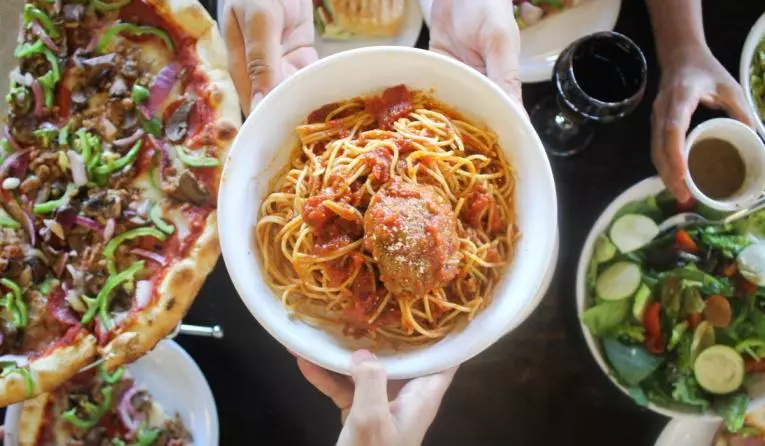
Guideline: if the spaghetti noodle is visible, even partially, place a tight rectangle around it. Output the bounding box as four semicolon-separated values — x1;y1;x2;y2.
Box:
255;85;518;346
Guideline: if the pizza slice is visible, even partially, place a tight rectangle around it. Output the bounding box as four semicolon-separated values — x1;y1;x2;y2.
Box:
0;0;240;406
18;365;192;446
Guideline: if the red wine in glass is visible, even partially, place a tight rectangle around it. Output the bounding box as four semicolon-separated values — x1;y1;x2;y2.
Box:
530;31;648;156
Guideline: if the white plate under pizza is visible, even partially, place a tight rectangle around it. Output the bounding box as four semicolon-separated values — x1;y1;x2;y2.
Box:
4;340;217;446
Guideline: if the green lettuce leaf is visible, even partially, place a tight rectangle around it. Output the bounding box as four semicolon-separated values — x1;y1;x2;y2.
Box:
581;300;630;336
714;392;750;433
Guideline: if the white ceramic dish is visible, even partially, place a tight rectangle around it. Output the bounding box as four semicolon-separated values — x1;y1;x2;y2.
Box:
3;341;218;446
217;0;422;58
576;176;765;420
420;0;622;83
740;9;765;140
683;118;765;212
653;418;720;446
219;46;558;379
314;0;423;58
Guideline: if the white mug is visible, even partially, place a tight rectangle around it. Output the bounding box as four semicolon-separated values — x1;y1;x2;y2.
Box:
683;118;765;212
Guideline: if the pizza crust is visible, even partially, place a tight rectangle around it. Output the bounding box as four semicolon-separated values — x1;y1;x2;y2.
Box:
101;0;240;370
102;212;220;368
0;330;97;407
17;392;51;446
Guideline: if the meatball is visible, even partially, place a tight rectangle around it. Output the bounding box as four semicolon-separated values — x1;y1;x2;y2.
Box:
363;180;460;296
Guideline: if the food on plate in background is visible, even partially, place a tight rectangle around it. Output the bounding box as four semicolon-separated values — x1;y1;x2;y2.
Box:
17;365;191;445
0;0;239;406
687;138;747;201
514;0;587;29
255;84;518;347
713;406;765;445
750;34;765;123
581;189;765;431
314;0;405;38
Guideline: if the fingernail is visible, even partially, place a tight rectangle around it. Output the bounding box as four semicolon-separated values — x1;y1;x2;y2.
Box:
351;349;375;364
251;92;264;108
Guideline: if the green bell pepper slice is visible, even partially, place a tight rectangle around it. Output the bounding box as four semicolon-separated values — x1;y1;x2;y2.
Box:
93;140;143;177
33;184;77;214
34;126;58;147
175;145;219;168
81;261;145;326
91;0;132;11
1;364;34;397
15;40;45;59
0;278;28;328
104;227;165;274
62;386;113;429
99;364;125;385
23;4;60;39
96;23;174;54
149;204;174;235
132;84;149;104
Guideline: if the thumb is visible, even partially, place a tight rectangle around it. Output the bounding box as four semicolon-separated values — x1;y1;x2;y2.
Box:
481;22;522;104
235;5;283;114
714;81;757;128
350;350;389;411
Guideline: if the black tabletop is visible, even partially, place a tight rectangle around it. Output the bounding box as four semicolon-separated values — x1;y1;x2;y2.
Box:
9;1;765;445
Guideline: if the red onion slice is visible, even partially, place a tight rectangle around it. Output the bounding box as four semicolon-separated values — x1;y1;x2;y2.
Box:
52;252;68;278
3;127;22;152
31;79;45;117
118;384;143;436
31;21;59;52
149;135;170;185
16;14;24;44
21;209;35;246
130;248;166;266
0;148;30;180
74;215;104;231
114;129;145;148
103;218;116;241
0;354;29;367
67;150;88;186
147;62;181;114
134;280;152;309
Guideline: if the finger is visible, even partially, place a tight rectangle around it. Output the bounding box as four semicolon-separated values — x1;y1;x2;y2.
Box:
234;5;284;114
297;357;353;413
480;21;522;104
350;350;389;411
223;5;251;114
713;81;757;127
653;88;699;202
391;367;458;438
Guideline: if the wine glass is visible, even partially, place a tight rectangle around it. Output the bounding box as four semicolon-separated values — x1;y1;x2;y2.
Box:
530;31;648;157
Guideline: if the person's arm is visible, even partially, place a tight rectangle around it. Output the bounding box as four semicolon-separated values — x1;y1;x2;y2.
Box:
646;0;706;70
645;0;752;202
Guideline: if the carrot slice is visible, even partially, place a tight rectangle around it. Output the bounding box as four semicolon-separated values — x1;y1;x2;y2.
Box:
675;229;699;254
703;295;732;328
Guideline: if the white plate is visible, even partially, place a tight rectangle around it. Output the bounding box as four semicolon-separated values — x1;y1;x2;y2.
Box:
739;9;765;140
421;0;622;83
314;0;423;58
3;341;218;446
216;0;423;58
654;418;720;446
218;46;558;379
576;177;765;419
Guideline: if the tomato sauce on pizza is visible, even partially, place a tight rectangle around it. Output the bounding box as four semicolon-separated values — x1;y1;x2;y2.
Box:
0;0;240;406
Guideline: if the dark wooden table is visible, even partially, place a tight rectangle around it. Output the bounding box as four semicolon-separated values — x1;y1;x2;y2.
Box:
60;1;765;445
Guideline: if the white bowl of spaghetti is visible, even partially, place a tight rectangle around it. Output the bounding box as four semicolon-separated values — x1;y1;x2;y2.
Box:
219;47;557;379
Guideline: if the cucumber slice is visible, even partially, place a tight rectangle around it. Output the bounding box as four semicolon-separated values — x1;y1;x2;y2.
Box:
691;321;716;363
694;345;745;395
610;214;660;253
594;235;617;263
596;262;642;301
737;242;765;286
632;284;652;322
